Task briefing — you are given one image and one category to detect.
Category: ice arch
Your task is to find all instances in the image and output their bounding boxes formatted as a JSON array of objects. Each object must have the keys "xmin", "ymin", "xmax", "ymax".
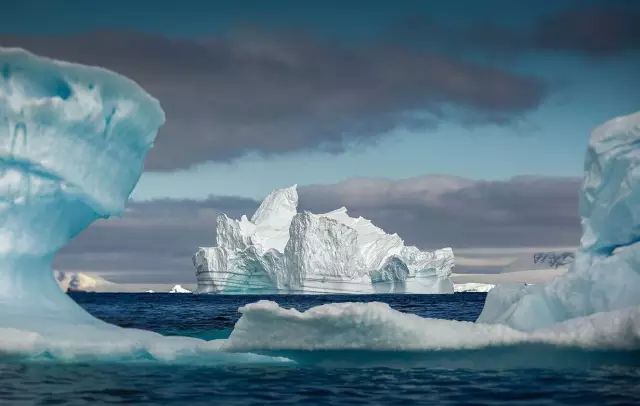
[{"xmin": 0, "ymin": 48, "xmax": 164, "ymax": 328}]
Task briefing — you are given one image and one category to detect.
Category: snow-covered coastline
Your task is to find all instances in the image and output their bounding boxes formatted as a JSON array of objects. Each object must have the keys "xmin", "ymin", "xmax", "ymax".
[
  {"xmin": 453, "ymin": 283, "xmax": 495, "ymax": 293},
  {"xmin": 55, "ymin": 271, "xmax": 194, "ymax": 293}
]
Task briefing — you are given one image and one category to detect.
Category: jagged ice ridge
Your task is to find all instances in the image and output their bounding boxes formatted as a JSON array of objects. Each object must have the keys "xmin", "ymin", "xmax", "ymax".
[
  {"xmin": 193, "ymin": 186, "xmax": 455, "ymax": 294},
  {"xmin": 223, "ymin": 110, "xmax": 640, "ymax": 352}
]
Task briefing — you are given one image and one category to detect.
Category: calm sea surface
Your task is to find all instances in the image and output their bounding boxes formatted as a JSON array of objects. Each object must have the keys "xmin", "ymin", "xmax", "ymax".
[{"xmin": 0, "ymin": 293, "xmax": 638, "ymax": 405}]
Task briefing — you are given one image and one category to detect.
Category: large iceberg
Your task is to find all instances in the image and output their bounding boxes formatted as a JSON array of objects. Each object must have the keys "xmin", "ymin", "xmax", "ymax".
[
  {"xmin": 0, "ymin": 48, "xmax": 288, "ymax": 365},
  {"xmin": 221, "ymin": 110, "xmax": 640, "ymax": 358},
  {"xmin": 0, "ymin": 48, "xmax": 164, "ymax": 325},
  {"xmin": 477, "ymin": 111, "xmax": 640, "ymax": 330},
  {"xmin": 193, "ymin": 186, "xmax": 455, "ymax": 294}
]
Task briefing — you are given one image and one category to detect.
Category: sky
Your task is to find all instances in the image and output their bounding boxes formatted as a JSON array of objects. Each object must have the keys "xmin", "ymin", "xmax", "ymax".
[{"xmin": 2, "ymin": 0, "xmax": 639, "ymax": 283}]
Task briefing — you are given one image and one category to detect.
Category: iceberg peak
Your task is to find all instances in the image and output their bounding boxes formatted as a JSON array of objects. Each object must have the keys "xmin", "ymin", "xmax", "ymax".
[
  {"xmin": 250, "ymin": 184, "xmax": 298, "ymax": 226},
  {"xmin": 193, "ymin": 185, "xmax": 455, "ymax": 294}
]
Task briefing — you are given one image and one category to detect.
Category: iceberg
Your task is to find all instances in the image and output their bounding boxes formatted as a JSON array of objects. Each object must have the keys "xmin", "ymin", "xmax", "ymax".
[
  {"xmin": 169, "ymin": 284, "xmax": 192, "ymax": 294},
  {"xmin": 1, "ymin": 46, "xmax": 638, "ymax": 367},
  {"xmin": 0, "ymin": 48, "xmax": 289, "ymax": 365},
  {"xmin": 224, "ymin": 299, "xmax": 640, "ymax": 352},
  {"xmin": 221, "ymin": 110, "xmax": 640, "ymax": 358},
  {"xmin": 0, "ymin": 48, "xmax": 164, "ymax": 324},
  {"xmin": 478, "ymin": 110, "xmax": 640, "ymax": 330},
  {"xmin": 193, "ymin": 185, "xmax": 455, "ymax": 294}
]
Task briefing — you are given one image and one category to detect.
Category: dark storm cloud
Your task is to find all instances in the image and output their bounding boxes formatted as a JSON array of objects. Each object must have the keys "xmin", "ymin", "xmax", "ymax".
[
  {"xmin": 298, "ymin": 175, "xmax": 582, "ymax": 250},
  {"xmin": 55, "ymin": 175, "xmax": 580, "ymax": 282},
  {"xmin": 395, "ymin": 5, "xmax": 640, "ymax": 55},
  {"xmin": 534, "ymin": 7, "xmax": 640, "ymax": 54},
  {"xmin": 0, "ymin": 30, "xmax": 544, "ymax": 170},
  {"xmin": 54, "ymin": 196, "xmax": 259, "ymax": 283}
]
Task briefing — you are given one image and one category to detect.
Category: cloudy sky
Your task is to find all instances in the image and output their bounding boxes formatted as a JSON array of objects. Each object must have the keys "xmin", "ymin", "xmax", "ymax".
[{"xmin": 3, "ymin": 0, "xmax": 639, "ymax": 283}]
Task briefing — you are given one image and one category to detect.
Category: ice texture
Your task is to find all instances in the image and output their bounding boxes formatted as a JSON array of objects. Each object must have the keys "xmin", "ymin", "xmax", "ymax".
[
  {"xmin": 221, "ymin": 110, "xmax": 640, "ymax": 357},
  {"xmin": 224, "ymin": 299, "xmax": 640, "ymax": 352},
  {"xmin": 0, "ymin": 49, "xmax": 290, "ymax": 365},
  {"xmin": 477, "ymin": 111, "xmax": 640, "ymax": 330},
  {"xmin": 1, "ymin": 47, "xmax": 638, "ymax": 366},
  {"xmin": 0, "ymin": 48, "xmax": 164, "ymax": 325},
  {"xmin": 193, "ymin": 185, "xmax": 455, "ymax": 294}
]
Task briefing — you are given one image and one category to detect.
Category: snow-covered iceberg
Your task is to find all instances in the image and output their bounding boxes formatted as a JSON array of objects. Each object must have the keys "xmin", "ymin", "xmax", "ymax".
[
  {"xmin": 169, "ymin": 284, "xmax": 192, "ymax": 294},
  {"xmin": 221, "ymin": 110, "xmax": 640, "ymax": 358},
  {"xmin": 193, "ymin": 186, "xmax": 455, "ymax": 294}
]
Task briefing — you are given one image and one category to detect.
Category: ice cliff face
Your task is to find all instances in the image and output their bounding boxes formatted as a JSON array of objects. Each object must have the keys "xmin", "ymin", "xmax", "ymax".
[
  {"xmin": 478, "ymin": 111, "xmax": 640, "ymax": 330},
  {"xmin": 194, "ymin": 186, "xmax": 455, "ymax": 294},
  {"xmin": 0, "ymin": 48, "xmax": 164, "ymax": 324}
]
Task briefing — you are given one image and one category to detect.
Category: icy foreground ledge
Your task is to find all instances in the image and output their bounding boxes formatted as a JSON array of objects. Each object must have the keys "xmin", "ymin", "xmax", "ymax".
[
  {"xmin": 224, "ymin": 299, "xmax": 640, "ymax": 352},
  {"xmin": 193, "ymin": 185, "xmax": 455, "ymax": 294}
]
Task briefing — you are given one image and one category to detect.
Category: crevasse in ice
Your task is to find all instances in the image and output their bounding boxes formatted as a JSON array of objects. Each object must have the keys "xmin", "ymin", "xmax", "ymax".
[{"xmin": 193, "ymin": 185, "xmax": 455, "ymax": 294}]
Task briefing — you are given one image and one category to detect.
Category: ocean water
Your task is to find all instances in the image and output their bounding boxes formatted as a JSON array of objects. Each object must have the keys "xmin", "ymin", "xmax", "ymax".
[{"xmin": 1, "ymin": 293, "xmax": 639, "ymax": 405}]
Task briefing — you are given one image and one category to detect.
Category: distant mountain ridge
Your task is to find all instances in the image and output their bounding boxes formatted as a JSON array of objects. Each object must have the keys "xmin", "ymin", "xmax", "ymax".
[{"xmin": 533, "ymin": 252, "xmax": 575, "ymax": 269}]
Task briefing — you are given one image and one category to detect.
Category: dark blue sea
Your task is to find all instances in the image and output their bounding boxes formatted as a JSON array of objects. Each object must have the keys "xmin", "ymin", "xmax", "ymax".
[{"xmin": 1, "ymin": 293, "xmax": 638, "ymax": 405}]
